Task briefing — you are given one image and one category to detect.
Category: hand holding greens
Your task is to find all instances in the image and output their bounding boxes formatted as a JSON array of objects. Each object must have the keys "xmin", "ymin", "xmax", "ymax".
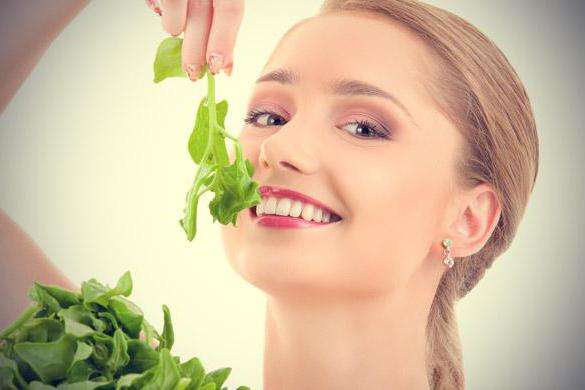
[
  {"xmin": 153, "ymin": 37, "xmax": 261, "ymax": 242},
  {"xmin": 0, "ymin": 271, "xmax": 251, "ymax": 389}
]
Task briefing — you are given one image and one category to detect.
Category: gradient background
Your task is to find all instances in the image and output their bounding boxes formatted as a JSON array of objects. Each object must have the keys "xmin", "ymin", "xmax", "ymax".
[{"xmin": 1, "ymin": 1, "xmax": 584, "ymax": 389}]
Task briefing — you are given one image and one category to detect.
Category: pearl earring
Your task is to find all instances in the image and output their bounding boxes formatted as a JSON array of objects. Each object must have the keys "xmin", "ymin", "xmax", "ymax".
[{"xmin": 441, "ymin": 239, "xmax": 454, "ymax": 268}]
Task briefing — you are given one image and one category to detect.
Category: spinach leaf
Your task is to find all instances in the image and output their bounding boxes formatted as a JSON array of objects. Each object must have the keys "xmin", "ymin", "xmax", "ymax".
[
  {"xmin": 0, "ymin": 272, "xmax": 250, "ymax": 389},
  {"xmin": 153, "ymin": 37, "xmax": 261, "ymax": 241}
]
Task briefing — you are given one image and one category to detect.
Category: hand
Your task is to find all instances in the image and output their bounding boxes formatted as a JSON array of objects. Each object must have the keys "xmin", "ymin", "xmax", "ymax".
[{"xmin": 146, "ymin": 0, "xmax": 245, "ymax": 80}]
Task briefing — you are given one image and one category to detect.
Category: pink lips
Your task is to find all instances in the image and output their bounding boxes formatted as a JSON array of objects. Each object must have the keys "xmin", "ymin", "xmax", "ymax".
[
  {"xmin": 258, "ymin": 186, "xmax": 341, "ymax": 218},
  {"xmin": 249, "ymin": 185, "xmax": 343, "ymax": 229}
]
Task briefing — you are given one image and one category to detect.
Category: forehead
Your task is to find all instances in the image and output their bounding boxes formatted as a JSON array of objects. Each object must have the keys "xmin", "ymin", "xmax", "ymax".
[{"xmin": 263, "ymin": 11, "xmax": 436, "ymax": 103}]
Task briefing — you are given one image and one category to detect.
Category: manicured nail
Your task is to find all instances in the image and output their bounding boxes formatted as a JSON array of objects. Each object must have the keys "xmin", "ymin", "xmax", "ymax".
[
  {"xmin": 208, "ymin": 53, "xmax": 223, "ymax": 75},
  {"xmin": 183, "ymin": 63, "xmax": 202, "ymax": 81}
]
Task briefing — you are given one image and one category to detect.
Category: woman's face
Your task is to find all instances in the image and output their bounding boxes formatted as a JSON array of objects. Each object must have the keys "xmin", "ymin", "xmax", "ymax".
[{"xmin": 220, "ymin": 11, "xmax": 463, "ymax": 300}]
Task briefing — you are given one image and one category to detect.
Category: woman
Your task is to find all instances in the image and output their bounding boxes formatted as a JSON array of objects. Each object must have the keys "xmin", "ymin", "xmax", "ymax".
[{"xmin": 0, "ymin": 0, "xmax": 539, "ymax": 389}]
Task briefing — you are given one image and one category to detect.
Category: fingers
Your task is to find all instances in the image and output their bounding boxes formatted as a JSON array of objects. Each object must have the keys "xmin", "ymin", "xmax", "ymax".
[
  {"xmin": 160, "ymin": 0, "xmax": 188, "ymax": 36},
  {"xmin": 182, "ymin": 0, "xmax": 213, "ymax": 80},
  {"xmin": 206, "ymin": 0, "xmax": 245, "ymax": 76}
]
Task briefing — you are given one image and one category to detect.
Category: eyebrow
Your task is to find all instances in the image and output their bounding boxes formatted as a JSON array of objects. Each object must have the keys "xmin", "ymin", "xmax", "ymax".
[{"xmin": 255, "ymin": 67, "xmax": 417, "ymax": 125}]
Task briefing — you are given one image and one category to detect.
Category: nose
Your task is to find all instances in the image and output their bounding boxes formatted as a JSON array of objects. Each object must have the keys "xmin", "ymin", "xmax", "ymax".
[{"xmin": 258, "ymin": 120, "xmax": 320, "ymax": 176}]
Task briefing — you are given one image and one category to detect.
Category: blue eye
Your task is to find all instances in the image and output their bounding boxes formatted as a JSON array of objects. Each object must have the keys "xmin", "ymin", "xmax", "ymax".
[{"xmin": 243, "ymin": 109, "xmax": 391, "ymax": 140}]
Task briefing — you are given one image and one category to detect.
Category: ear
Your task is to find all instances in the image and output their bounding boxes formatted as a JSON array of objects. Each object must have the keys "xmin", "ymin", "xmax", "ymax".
[{"xmin": 444, "ymin": 183, "xmax": 502, "ymax": 258}]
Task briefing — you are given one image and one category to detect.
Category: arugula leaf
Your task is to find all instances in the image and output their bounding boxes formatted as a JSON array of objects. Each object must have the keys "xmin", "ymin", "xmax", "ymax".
[{"xmin": 153, "ymin": 37, "xmax": 262, "ymax": 241}]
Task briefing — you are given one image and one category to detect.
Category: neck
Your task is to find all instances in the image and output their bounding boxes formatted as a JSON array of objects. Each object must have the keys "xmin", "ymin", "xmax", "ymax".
[{"xmin": 262, "ymin": 287, "xmax": 432, "ymax": 390}]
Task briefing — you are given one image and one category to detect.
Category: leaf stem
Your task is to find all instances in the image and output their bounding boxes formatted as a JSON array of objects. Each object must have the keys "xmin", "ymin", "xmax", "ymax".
[
  {"xmin": 0, "ymin": 303, "xmax": 39, "ymax": 339},
  {"xmin": 181, "ymin": 68, "xmax": 217, "ymax": 240},
  {"xmin": 217, "ymin": 125, "xmax": 238, "ymax": 142}
]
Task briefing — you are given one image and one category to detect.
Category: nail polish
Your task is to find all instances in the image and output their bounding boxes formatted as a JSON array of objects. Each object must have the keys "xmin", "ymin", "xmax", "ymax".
[
  {"xmin": 208, "ymin": 53, "xmax": 223, "ymax": 75},
  {"xmin": 183, "ymin": 63, "xmax": 202, "ymax": 81}
]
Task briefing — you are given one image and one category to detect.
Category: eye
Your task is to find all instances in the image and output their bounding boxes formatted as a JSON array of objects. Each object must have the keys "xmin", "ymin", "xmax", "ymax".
[
  {"xmin": 341, "ymin": 119, "xmax": 390, "ymax": 140},
  {"xmin": 243, "ymin": 109, "xmax": 391, "ymax": 141},
  {"xmin": 244, "ymin": 109, "xmax": 287, "ymax": 127}
]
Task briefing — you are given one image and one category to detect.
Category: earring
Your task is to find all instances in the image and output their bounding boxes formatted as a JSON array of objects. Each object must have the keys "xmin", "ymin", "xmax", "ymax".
[{"xmin": 441, "ymin": 238, "xmax": 454, "ymax": 268}]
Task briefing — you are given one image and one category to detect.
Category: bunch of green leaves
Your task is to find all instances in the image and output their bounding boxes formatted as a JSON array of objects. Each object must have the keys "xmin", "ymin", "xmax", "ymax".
[
  {"xmin": 153, "ymin": 37, "xmax": 261, "ymax": 242},
  {"xmin": 0, "ymin": 272, "xmax": 250, "ymax": 390}
]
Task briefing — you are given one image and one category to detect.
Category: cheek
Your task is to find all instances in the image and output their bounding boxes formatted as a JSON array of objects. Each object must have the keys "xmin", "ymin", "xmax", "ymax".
[{"xmin": 335, "ymin": 151, "xmax": 449, "ymax": 288}]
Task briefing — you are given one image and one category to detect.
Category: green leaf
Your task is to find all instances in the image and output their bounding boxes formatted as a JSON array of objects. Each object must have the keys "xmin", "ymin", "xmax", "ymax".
[
  {"xmin": 58, "ymin": 306, "xmax": 98, "ymax": 338},
  {"xmin": 188, "ymin": 96, "xmax": 210, "ymax": 165},
  {"xmin": 109, "ymin": 296, "xmax": 144, "ymax": 339},
  {"xmin": 126, "ymin": 340, "xmax": 159, "ymax": 373},
  {"xmin": 56, "ymin": 380, "xmax": 112, "ymax": 389},
  {"xmin": 97, "ymin": 311, "xmax": 119, "ymax": 333},
  {"xmin": 140, "ymin": 319, "xmax": 155, "ymax": 347},
  {"xmin": 208, "ymin": 145, "xmax": 261, "ymax": 226},
  {"xmin": 80, "ymin": 272, "xmax": 133, "ymax": 313},
  {"xmin": 108, "ymin": 329, "xmax": 130, "ymax": 376},
  {"xmin": 173, "ymin": 378, "xmax": 192, "ymax": 390},
  {"xmin": 153, "ymin": 37, "xmax": 187, "ymax": 83},
  {"xmin": 116, "ymin": 367, "xmax": 156, "ymax": 389},
  {"xmin": 142, "ymin": 348, "xmax": 180, "ymax": 390},
  {"xmin": 14, "ymin": 333, "xmax": 77, "ymax": 383},
  {"xmin": 80, "ymin": 279, "xmax": 110, "ymax": 309},
  {"xmin": 90, "ymin": 333, "xmax": 113, "ymax": 373},
  {"xmin": 188, "ymin": 98, "xmax": 230, "ymax": 168},
  {"xmin": 178, "ymin": 357, "xmax": 205, "ymax": 390},
  {"xmin": 0, "ymin": 352, "xmax": 26, "ymax": 388},
  {"xmin": 0, "ymin": 366, "xmax": 18, "ymax": 389},
  {"xmin": 115, "ymin": 373, "xmax": 142, "ymax": 389},
  {"xmin": 65, "ymin": 341, "xmax": 95, "ymax": 383},
  {"xmin": 14, "ymin": 318, "xmax": 64, "ymax": 343},
  {"xmin": 33, "ymin": 284, "xmax": 81, "ymax": 308},
  {"xmin": 29, "ymin": 382, "xmax": 58, "ymax": 389},
  {"xmin": 109, "ymin": 271, "xmax": 133, "ymax": 298},
  {"xmin": 29, "ymin": 283, "xmax": 62, "ymax": 315},
  {"xmin": 179, "ymin": 162, "xmax": 215, "ymax": 241},
  {"xmin": 201, "ymin": 367, "xmax": 231, "ymax": 390},
  {"xmin": 1, "ymin": 268, "xmax": 253, "ymax": 390},
  {"xmin": 159, "ymin": 305, "xmax": 174, "ymax": 352},
  {"xmin": 212, "ymin": 100, "xmax": 230, "ymax": 168}
]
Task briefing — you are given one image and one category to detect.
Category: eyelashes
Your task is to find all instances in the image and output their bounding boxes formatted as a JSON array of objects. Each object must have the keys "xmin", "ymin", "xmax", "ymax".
[{"xmin": 243, "ymin": 109, "xmax": 391, "ymax": 141}]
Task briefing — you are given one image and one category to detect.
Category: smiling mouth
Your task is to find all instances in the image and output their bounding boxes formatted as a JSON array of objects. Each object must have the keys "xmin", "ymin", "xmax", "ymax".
[{"xmin": 249, "ymin": 205, "xmax": 342, "ymax": 224}]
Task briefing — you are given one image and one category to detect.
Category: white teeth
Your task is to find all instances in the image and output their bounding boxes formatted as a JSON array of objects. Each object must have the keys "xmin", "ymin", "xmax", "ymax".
[
  {"xmin": 257, "ymin": 201, "xmax": 265, "ymax": 215},
  {"xmin": 254, "ymin": 196, "xmax": 341, "ymax": 223},
  {"xmin": 313, "ymin": 207, "xmax": 322, "ymax": 222},
  {"xmin": 301, "ymin": 204, "xmax": 314, "ymax": 221},
  {"xmin": 264, "ymin": 197, "xmax": 277, "ymax": 214},
  {"xmin": 290, "ymin": 200, "xmax": 303, "ymax": 217},
  {"xmin": 276, "ymin": 198, "xmax": 292, "ymax": 216}
]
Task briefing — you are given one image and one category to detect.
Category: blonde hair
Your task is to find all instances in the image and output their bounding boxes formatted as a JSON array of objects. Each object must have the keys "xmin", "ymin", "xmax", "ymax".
[{"xmin": 313, "ymin": 1, "xmax": 539, "ymax": 389}]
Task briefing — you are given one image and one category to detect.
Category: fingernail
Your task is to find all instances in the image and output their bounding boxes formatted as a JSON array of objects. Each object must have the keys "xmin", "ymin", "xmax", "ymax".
[
  {"xmin": 208, "ymin": 53, "xmax": 223, "ymax": 75},
  {"xmin": 224, "ymin": 63, "xmax": 233, "ymax": 76},
  {"xmin": 183, "ymin": 63, "xmax": 202, "ymax": 81}
]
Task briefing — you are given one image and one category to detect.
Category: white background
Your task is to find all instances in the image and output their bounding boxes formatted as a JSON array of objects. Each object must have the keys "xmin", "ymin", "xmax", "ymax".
[{"xmin": 1, "ymin": 1, "xmax": 584, "ymax": 389}]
